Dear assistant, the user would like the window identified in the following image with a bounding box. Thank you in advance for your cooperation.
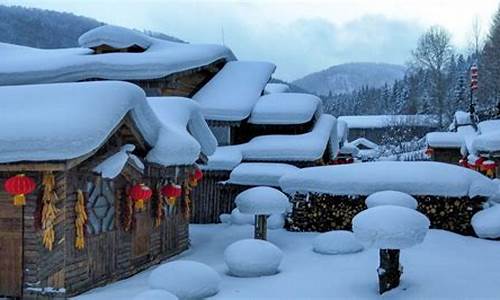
[86,179,115,234]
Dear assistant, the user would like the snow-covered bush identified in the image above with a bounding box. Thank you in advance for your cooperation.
[221,208,285,229]
[352,205,430,294]
[148,260,220,299]
[313,230,363,255]
[365,190,418,210]
[133,289,178,300]
[472,204,500,238]
[224,239,283,277]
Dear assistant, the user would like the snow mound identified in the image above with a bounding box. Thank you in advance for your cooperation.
[472,205,500,239]
[133,289,178,300]
[224,239,283,277]
[148,260,220,299]
[426,132,464,148]
[203,146,242,171]
[235,187,289,215]
[229,163,299,187]
[352,205,430,249]
[313,231,363,255]
[264,83,290,94]
[365,191,418,210]
[280,161,496,198]
[79,25,152,50]
[227,208,285,229]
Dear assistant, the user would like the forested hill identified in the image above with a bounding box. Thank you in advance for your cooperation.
[0,5,183,48]
[293,63,406,96]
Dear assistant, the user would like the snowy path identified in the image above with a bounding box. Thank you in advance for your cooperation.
[76,224,500,299]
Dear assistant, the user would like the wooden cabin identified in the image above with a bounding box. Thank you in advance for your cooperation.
[280,162,494,236]
[0,81,212,299]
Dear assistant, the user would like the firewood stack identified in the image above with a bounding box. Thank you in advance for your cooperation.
[286,193,486,236]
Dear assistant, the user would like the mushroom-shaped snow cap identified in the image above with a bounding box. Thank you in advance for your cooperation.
[235,186,289,215]
[365,190,418,210]
[352,205,430,249]
[78,25,152,50]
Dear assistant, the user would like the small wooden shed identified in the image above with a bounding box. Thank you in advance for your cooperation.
[0,81,212,298]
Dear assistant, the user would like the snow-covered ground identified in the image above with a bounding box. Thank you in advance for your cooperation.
[76,224,500,299]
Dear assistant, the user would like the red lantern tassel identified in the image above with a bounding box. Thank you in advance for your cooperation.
[135,199,144,211]
[13,194,26,206]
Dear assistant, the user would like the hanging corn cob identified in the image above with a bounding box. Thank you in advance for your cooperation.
[75,190,88,250]
[183,181,191,220]
[154,185,165,227]
[122,191,134,232]
[41,172,59,251]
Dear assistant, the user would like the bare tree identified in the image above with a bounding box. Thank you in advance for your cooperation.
[411,26,454,127]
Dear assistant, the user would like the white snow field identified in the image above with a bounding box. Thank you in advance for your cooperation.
[224,239,283,277]
[75,224,500,300]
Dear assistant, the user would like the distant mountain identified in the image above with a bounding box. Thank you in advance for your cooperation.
[0,5,183,49]
[292,63,406,96]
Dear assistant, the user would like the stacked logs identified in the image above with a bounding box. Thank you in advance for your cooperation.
[286,193,486,236]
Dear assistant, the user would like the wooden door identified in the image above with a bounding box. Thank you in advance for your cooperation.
[0,189,23,298]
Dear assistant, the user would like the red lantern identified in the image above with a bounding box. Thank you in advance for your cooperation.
[130,184,152,211]
[425,147,434,157]
[482,160,497,178]
[473,157,486,171]
[161,184,182,206]
[189,168,203,187]
[4,174,36,206]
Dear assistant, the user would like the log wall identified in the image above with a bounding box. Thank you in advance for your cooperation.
[431,148,462,165]
[287,193,485,236]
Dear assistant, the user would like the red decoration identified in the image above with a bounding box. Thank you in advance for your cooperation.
[130,183,152,211]
[189,168,203,187]
[425,147,434,157]
[4,174,36,206]
[459,157,469,168]
[471,64,478,91]
[161,184,182,206]
[482,160,497,178]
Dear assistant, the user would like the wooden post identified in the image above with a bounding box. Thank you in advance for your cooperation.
[254,215,268,240]
[378,249,402,294]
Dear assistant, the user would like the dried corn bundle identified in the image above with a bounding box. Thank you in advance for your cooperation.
[41,172,59,251]
[75,189,87,250]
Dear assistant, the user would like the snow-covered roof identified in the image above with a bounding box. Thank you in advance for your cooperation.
[426,132,464,148]
[228,163,299,187]
[192,61,276,121]
[241,114,337,162]
[78,25,152,50]
[472,132,500,154]
[0,31,235,85]
[338,115,439,129]
[248,93,322,125]
[0,81,207,167]
[338,143,359,156]
[147,97,217,164]
[279,161,495,198]
[350,138,378,150]
[337,119,349,143]
[264,83,290,94]
[478,119,500,134]
[93,145,144,179]
[202,146,243,171]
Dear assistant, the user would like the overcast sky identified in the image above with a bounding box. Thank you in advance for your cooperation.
[2,0,499,80]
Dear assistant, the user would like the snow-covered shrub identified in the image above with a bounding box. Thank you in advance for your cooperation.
[365,190,418,210]
[224,239,283,277]
[230,208,255,225]
[472,204,500,238]
[235,186,290,215]
[133,289,178,300]
[313,230,363,255]
[223,208,285,229]
[148,260,220,299]
[352,205,430,249]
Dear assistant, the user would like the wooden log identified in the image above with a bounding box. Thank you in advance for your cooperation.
[378,249,402,294]
[255,215,267,240]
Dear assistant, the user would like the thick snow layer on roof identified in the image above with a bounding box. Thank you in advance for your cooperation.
[351,138,378,149]
[338,115,439,129]
[279,161,496,197]
[192,61,276,121]
[471,131,500,153]
[241,114,337,161]
[202,146,243,171]
[248,93,322,125]
[478,119,500,134]
[0,37,235,85]
[337,119,349,143]
[338,143,359,155]
[0,81,161,163]
[147,97,217,163]
[93,145,143,179]
[228,163,299,187]
[353,205,430,249]
[365,190,418,209]
[235,187,290,215]
[79,25,152,50]
[472,204,500,238]
[426,132,464,148]
[264,83,290,94]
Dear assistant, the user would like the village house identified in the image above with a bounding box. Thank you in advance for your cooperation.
[0,81,216,299]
